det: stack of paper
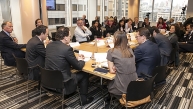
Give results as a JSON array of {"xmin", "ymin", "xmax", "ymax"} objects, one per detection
[
  {"xmin": 79, "ymin": 50, "xmax": 92, "ymax": 61},
  {"xmin": 69, "ymin": 42, "xmax": 80, "ymax": 47}
]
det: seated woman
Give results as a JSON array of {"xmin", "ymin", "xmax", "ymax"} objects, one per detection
[
  {"xmin": 107, "ymin": 31, "xmax": 138, "ymax": 99},
  {"xmin": 105, "ymin": 18, "xmax": 116, "ymax": 37},
  {"xmin": 167, "ymin": 24, "xmax": 180, "ymax": 66},
  {"xmin": 116, "ymin": 20, "xmax": 125, "ymax": 32},
  {"xmin": 125, "ymin": 19, "xmax": 133, "ymax": 33},
  {"xmin": 90, "ymin": 20, "xmax": 102, "ymax": 41},
  {"xmin": 157, "ymin": 17, "xmax": 166, "ymax": 29}
]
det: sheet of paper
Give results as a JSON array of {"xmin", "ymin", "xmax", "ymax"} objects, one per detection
[
  {"xmin": 69, "ymin": 42, "xmax": 80, "ymax": 47},
  {"xmin": 108, "ymin": 43, "xmax": 114, "ymax": 48},
  {"xmin": 94, "ymin": 53, "xmax": 107, "ymax": 62},
  {"xmin": 79, "ymin": 50, "xmax": 92, "ymax": 61}
]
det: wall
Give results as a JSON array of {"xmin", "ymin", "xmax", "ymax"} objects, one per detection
[
  {"xmin": 10, "ymin": 0, "xmax": 40, "ymax": 44},
  {"xmin": 186, "ymin": 0, "xmax": 193, "ymax": 18},
  {"xmin": 128, "ymin": 0, "xmax": 139, "ymax": 20}
]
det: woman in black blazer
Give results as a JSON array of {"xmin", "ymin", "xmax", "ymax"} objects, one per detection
[{"xmin": 90, "ymin": 20, "xmax": 102, "ymax": 40}]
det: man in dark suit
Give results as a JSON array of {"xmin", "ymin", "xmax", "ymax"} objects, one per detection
[
  {"xmin": 179, "ymin": 24, "xmax": 193, "ymax": 53},
  {"xmin": 134, "ymin": 28, "xmax": 161, "ymax": 77},
  {"xmin": 132, "ymin": 17, "xmax": 140, "ymax": 31},
  {"xmin": 82, "ymin": 15, "xmax": 90, "ymax": 28},
  {"xmin": 0, "ymin": 21, "xmax": 26, "ymax": 66},
  {"xmin": 45, "ymin": 27, "xmax": 93, "ymax": 106},
  {"xmin": 26, "ymin": 25, "xmax": 48, "ymax": 80},
  {"xmin": 148, "ymin": 26, "xmax": 172, "ymax": 65}
]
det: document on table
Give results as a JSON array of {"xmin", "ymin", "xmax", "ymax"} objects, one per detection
[
  {"xmin": 127, "ymin": 33, "xmax": 136, "ymax": 41},
  {"xmin": 108, "ymin": 43, "xmax": 114, "ymax": 48},
  {"xmin": 79, "ymin": 50, "xmax": 92, "ymax": 61},
  {"xmin": 94, "ymin": 53, "xmax": 107, "ymax": 62},
  {"xmin": 89, "ymin": 40, "xmax": 105, "ymax": 46},
  {"xmin": 69, "ymin": 42, "xmax": 80, "ymax": 47}
]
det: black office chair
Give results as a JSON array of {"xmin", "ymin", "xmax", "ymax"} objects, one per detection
[
  {"xmin": 109, "ymin": 75, "xmax": 156, "ymax": 109},
  {"xmin": 168, "ymin": 47, "xmax": 177, "ymax": 67},
  {"xmin": 152, "ymin": 66, "xmax": 167, "ymax": 87},
  {"xmin": 13, "ymin": 54, "xmax": 36, "ymax": 103},
  {"xmin": 39, "ymin": 67, "xmax": 82, "ymax": 109},
  {"xmin": 72, "ymin": 35, "xmax": 76, "ymax": 42}
]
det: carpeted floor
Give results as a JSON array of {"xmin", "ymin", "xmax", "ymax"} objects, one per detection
[{"xmin": 1, "ymin": 53, "xmax": 193, "ymax": 109}]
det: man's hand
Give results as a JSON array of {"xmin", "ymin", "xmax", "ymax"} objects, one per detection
[{"xmin": 78, "ymin": 54, "xmax": 85, "ymax": 60}]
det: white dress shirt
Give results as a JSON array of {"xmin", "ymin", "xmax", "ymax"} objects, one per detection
[{"xmin": 74, "ymin": 26, "xmax": 92, "ymax": 42}]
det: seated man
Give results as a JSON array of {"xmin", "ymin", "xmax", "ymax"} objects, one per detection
[
  {"xmin": 134, "ymin": 28, "xmax": 161, "ymax": 77},
  {"xmin": 179, "ymin": 24, "xmax": 193, "ymax": 53},
  {"xmin": 74, "ymin": 19, "xmax": 92, "ymax": 43},
  {"xmin": 26, "ymin": 25, "xmax": 48, "ymax": 80},
  {"xmin": 45, "ymin": 27, "xmax": 93, "ymax": 105},
  {"xmin": 0, "ymin": 21, "xmax": 26, "ymax": 66},
  {"xmin": 148, "ymin": 26, "xmax": 172, "ymax": 66}
]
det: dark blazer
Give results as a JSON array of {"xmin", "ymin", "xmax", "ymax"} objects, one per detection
[
  {"xmin": 26, "ymin": 36, "xmax": 46, "ymax": 80},
  {"xmin": 0, "ymin": 31, "xmax": 26, "ymax": 66},
  {"xmin": 142, "ymin": 22, "xmax": 150, "ymax": 28},
  {"xmin": 132, "ymin": 22, "xmax": 140, "ymax": 31},
  {"xmin": 134, "ymin": 40, "xmax": 161, "ymax": 76},
  {"xmin": 105, "ymin": 25, "xmax": 116, "ymax": 35},
  {"xmin": 179, "ymin": 32, "xmax": 193, "ymax": 52},
  {"xmin": 153, "ymin": 33, "xmax": 172, "ymax": 65},
  {"xmin": 84, "ymin": 19, "xmax": 90, "ymax": 28},
  {"xmin": 90, "ymin": 26, "xmax": 102, "ymax": 40},
  {"xmin": 45, "ymin": 41, "xmax": 85, "ymax": 81}
]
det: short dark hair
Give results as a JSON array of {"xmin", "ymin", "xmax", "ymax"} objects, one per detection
[
  {"xmin": 1, "ymin": 21, "xmax": 11, "ymax": 29},
  {"xmin": 137, "ymin": 27, "xmax": 150, "ymax": 39},
  {"xmin": 148, "ymin": 26, "xmax": 160, "ymax": 36},
  {"xmin": 186, "ymin": 24, "xmax": 193, "ymax": 28},
  {"xmin": 35, "ymin": 18, "xmax": 42, "ymax": 27},
  {"xmin": 55, "ymin": 27, "xmax": 70, "ymax": 41},
  {"xmin": 34, "ymin": 25, "xmax": 48, "ymax": 36}
]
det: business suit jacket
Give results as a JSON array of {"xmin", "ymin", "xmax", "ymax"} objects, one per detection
[
  {"xmin": 90, "ymin": 26, "xmax": 102, "ymax": 40},
  {"xmin": 84, "ymin": 19, "xmax": 90, "ymax": 28},
  {"xmin": 134, "ymin": 40, "xmax": 161, "ymax": 76},
  {"xmin": 26, "ymin": 36, "xmax": 46, "ymax": 80},
  {"xmin": 45, "ymin": 41, "xmax": 85, "ymax": 81},
  {"xmin": 153, "ymin": 33, "xmax": 172, "ymax": 65},
  {"xmin": 0, "ymin": 31, "xmax": 26, "ymax": 66},
  {"xmin": 32, "ymin": 28, "xmax": 52, "ymax": 40},
  {"xmin": 179, "ymin": 32, "xmax": 193, "ymax": 52},
  {"xmin": 132, "ymin": 22, "xmax": 140, "ymax": 31}
]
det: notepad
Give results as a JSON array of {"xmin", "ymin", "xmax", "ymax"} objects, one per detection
[
  {"xmin": 69, "ymin": 42, "xmax": 80, "ymax": 47},
  {"xmin": 79, "ymin": 50, "xmax": 92, "ymax": 61}
]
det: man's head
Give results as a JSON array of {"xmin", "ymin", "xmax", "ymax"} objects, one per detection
[
  {"xmin": 82, "ymin": 15, "xmax": 86, "ymax": 19},
  {"xmin": 186, "ymin": 24, "xmax": 193, "ymax": 32},
  {"xmin": 1, "ymin": 21, "xmax": 13, "ymax": 33},
  {"xmin": 144, "ymin": 18, "xmax": 149, "ymax": 24},
  {"xmin": 35, "ymin": 25, "xmax": 48, "ymax": 41},
  {"xmin": 55, "ymin": 27, "xmax": 71, "ymax": 44},
  {"xmin": 35, "ymin": 18, "xmax": 42, "ymax": 27},
  {"xmin": 77, "ymin": 19, "xmax": 84, "ymax": 27},
  {"xmin": 134, "ymin": 17, "xmax": 139, "ymax": 22},
  {"xmin": 136, "ymin": 28, "xmax": 150, "ymax": 44},
  {"xmin": 148, "ymin": 26, "xmax": 160, "ymax": 37}
]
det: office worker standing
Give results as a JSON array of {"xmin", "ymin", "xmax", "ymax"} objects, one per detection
[
  {"xmin": 26, "ymin": 25, "xmax": 48, "ymax": 80},
  {"xmin": 0, "ymin": 21, "xmax": 26, "ymax": 66},
  {"xmin": 45, "ymin": 27, "xmax": 93, "ymax": 105}
]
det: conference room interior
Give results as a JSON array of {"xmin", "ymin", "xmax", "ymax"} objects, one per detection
[{"xmin": 1, "ymin": 0, "xmax": 193, "ymax": 109}]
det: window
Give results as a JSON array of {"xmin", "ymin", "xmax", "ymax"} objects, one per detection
[
  {"xmin": 78, "ymin": 5, "xmax": 83, "ymax": 11},
  {"xmin": 97, "ymin": 6, "xmax": 100, "ymax": 11},
  {"xmin": 84, "ymin": 5, "xmax": 86, "ymax": 11},
  {"xmin": 72, "ymin": 4, "xmax": 77, "ymax": 11},
  {"xmin": 48, "ymin": 18, "xmax": 55, "ymax": 25},
  {"xmin": 73, "ymin": 17, "xmax": 77, "ymax": 24},
  {"xmin": 48, "ymin": 18, "xmax": 65, "ymax": 25},
  {"xmin": 56, "ymin": 4, "xmax": 65, "ymax": 11},
  {"xmin": 104, "ymin": 6, "xmax": 107, "ymax": 11}
]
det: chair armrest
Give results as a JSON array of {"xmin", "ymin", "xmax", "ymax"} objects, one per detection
[
  {"xmin": 140, "ymin": 72, "xmax": 152, "ymax": 78},
  {"xmin": 63, "ymin": 77, "xmax": 73, "ymax": 83}
]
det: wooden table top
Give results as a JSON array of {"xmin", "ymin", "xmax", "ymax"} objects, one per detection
[{"xmin": 21, "ymin": 39, "xmax": 138, "ymax": 80}]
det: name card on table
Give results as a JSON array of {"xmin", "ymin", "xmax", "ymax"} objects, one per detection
[
  {"xmin": 79, "ymin": 50, "xmax": 92, "ymax": 61},
  {"xmin": 69, "ymin": 42, "xmax": 80, "ymax": 47},
  {"xmin": 89, "ymin": 40, "xmax": 106, "ymax": 46}
]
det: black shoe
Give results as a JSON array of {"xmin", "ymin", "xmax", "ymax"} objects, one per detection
[{"xmin": 80, "ymin": 97, "xmax": 94, "ymax": 106}]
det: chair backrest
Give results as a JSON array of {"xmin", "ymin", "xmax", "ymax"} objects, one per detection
[
  {"xmin": 152, "ymin": 66, "xmax": 167, "ymax": 84},
  {"xmin": 126, "ymin": 75, "xmax": 156, "ymax": 101},
  {"xmin": 40, "ymin": 67, "xmax": 64, "ymax": 89},
  {"xmin": 72, "ymin": 35, "xmax": 76, "ymax": 42},
  {"xmin": 13, "ymin": 55, "xmax": 28, "ymax": 77},
  {"xmin": 51, "ymin": 32, "xmax": 56, "ymax": 41}
]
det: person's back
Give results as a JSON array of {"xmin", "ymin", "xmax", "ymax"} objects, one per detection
[{"xmin": 134, "ymin": 40, "xmax": 160, "ymax": 76}]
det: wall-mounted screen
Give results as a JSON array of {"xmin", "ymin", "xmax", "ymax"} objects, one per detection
[{"xmin": 46, "ymin": 0, "xmax": 56, "ymax": 10}]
